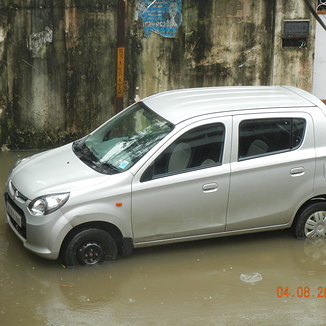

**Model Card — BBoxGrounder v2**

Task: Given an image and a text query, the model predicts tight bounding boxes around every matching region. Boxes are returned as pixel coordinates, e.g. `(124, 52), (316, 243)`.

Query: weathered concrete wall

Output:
(0, 0), (316, 150)
(0, 0), (117, 149)
(126, 0), (277, 103)
(272, 0), (315, 88)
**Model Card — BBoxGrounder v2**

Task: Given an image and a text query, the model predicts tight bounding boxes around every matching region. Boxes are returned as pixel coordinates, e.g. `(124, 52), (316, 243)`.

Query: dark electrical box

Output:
(282, 20), (310, 48)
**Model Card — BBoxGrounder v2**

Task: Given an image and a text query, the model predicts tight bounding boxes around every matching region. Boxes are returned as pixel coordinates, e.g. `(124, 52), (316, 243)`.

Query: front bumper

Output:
(4, 181), (72, 260)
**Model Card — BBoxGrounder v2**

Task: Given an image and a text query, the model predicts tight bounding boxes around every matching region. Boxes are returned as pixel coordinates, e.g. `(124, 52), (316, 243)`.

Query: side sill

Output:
(133, 224), (290, 248)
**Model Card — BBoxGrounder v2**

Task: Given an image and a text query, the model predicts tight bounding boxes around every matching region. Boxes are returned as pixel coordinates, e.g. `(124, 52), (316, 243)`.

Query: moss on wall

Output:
(0, 0), (316, 150)
(125, 0), (281, 101)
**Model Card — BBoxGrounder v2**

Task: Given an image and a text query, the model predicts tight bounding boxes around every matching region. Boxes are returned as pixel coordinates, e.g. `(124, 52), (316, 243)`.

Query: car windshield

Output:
(73, 102), (174, 174)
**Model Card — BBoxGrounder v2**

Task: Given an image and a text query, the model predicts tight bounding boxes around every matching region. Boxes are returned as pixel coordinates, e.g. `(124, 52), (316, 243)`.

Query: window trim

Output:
(140, 122), (226, 182)
(238, 117), (306, 161)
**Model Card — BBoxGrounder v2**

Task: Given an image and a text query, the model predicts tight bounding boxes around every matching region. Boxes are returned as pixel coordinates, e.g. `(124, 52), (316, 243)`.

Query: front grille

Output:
(5, 193), (27, 239)
(11, 182), (28, 201)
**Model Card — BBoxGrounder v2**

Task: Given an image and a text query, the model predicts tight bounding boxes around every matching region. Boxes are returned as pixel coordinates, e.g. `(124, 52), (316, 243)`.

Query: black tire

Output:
(293, 202), (326, 239)
(62, 228), (118, 267)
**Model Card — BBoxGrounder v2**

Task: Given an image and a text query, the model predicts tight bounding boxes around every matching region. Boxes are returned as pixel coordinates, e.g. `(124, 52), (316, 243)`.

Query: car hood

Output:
(9, 144), (107, 199)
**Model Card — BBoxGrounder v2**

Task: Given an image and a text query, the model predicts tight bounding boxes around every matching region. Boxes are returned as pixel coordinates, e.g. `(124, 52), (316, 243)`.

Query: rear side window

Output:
(238, 118), (306, 160)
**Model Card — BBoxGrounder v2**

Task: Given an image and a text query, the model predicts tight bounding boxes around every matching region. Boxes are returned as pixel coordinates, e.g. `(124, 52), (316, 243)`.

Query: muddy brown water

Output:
(1, 151), (326, 326)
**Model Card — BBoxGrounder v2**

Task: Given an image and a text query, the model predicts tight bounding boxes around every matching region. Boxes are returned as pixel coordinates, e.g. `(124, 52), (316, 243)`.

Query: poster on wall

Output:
(135, 0), (182, 38)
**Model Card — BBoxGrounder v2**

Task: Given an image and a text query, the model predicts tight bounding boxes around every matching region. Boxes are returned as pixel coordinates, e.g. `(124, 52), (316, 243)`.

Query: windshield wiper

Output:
(100, 162), (120, 174)
(73, 142), (100, 167)
(72, 136), (88, 152)
(73, 141), (120, 175)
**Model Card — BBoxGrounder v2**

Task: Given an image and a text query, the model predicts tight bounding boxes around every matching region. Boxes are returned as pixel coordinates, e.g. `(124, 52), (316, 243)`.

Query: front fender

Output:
(62, 201), (133, 238)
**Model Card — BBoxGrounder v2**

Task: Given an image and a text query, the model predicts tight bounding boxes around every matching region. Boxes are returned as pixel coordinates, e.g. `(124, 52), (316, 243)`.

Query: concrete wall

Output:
(313, 14), (326, 101)
(0, 0), (118, 149)
(272, 0), (315, 88)
(0, 0), (316, 150)
(126, 0), (276, 103)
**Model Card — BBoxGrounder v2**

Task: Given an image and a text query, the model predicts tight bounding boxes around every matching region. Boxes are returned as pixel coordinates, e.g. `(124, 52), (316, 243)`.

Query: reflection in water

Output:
(1, 151), (326, 325)
(304, 238), (326, 266)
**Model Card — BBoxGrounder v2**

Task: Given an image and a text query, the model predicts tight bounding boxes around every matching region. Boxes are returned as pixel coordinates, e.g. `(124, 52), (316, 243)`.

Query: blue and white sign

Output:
(135, 0), (182, 38)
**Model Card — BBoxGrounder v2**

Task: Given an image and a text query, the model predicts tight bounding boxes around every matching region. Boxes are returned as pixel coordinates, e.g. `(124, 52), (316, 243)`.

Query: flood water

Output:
(1, 151), (326, 326)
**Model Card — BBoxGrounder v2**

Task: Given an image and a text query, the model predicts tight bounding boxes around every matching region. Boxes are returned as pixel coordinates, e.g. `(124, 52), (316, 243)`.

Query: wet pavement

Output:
(1, 151), (326, 326)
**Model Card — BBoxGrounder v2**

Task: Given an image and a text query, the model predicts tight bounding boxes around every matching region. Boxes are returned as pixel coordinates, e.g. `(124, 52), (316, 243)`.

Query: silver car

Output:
(4, 86), (326, 266)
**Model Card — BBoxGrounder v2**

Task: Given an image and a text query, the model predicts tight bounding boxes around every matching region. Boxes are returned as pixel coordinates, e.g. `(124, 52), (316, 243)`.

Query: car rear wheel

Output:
(62, 228), (118, 267)
(293, 203), (326, 239)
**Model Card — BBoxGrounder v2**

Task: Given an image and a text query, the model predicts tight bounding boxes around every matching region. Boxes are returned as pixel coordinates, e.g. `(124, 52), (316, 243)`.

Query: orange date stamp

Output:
(276, 286), (326, 298)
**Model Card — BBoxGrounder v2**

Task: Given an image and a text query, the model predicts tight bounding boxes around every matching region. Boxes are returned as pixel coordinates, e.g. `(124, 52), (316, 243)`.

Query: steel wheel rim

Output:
(77, 242), (105, 265)
(304, 211), (326, 238)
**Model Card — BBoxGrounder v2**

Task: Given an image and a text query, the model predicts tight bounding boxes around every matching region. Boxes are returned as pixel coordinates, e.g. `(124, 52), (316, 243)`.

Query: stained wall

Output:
(0, 0), (316, 149)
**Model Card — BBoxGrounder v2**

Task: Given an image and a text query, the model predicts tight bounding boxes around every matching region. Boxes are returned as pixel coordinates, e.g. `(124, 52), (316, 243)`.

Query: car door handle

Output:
(290, 167), (305, 176)
(202, 183), (218, 193)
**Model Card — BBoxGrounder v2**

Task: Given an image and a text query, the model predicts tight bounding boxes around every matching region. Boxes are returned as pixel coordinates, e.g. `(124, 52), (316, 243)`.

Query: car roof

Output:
(142, 86), (320, 124)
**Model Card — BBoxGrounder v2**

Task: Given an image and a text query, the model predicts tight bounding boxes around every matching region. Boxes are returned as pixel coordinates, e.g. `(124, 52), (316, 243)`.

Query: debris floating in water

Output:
(240, 272), (263, 284)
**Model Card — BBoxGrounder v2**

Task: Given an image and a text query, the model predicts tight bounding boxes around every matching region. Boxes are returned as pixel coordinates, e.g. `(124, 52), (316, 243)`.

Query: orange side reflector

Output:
(116, 202), (123, 207)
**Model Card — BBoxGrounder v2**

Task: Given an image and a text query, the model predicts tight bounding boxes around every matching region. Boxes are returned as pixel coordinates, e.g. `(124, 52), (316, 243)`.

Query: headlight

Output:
(28, 193), (70, 216)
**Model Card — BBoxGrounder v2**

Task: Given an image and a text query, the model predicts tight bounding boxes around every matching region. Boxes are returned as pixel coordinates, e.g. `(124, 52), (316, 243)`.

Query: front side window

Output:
(141, 123), (225, 181)
(238, 118), (306, 160)
(73, 102), (174, 174)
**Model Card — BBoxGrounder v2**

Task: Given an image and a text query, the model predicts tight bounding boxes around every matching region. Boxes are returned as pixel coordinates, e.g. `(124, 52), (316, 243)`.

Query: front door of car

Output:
(131, 118), (231, 244)
(226, 113), (315, 231)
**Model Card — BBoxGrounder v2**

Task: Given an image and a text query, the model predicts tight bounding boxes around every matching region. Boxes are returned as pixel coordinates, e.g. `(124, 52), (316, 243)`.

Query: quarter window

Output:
(141, 123), (225, 181)
(238, 118), (306, 160)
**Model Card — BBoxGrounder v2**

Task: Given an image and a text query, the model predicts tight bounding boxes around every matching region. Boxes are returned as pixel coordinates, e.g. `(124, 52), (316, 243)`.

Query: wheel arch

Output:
(292, 195), (326, 229)
(59, 221), (133, 261)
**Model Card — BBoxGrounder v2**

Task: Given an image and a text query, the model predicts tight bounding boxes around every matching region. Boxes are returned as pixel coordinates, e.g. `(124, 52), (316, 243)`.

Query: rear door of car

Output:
(226, 111), (315, 231)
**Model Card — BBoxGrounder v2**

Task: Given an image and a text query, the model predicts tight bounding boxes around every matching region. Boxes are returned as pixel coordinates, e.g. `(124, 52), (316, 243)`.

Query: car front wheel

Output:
(62, 228), (118, 267)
